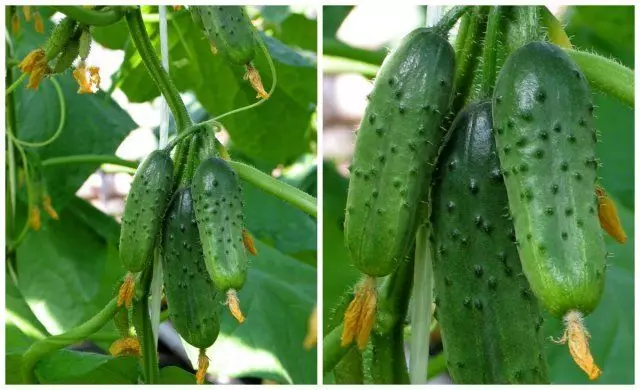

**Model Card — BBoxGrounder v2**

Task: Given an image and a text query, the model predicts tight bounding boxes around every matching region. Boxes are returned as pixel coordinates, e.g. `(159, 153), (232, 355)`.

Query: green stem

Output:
(565, 48), (634, 107)
(21, 298), (119, 383)
(133, 263), (160, 384)
(323, 55), (379, 78)
(40, 154), (138, 169)
(323, 323), (348, 374)
(480, 7), (502, 98)
(6, 51), (18, 227)
(427, 353), (447, 379)
(409, 226), (432, 384)
(323, 38), (387, 66)
(540, 6), (572, 48)
(433, 6), (471, 35)
(52, 6), (124, 26)
(5, 72), (27, 96)
(207, 31), (277, 123)
(11, 78), (66, 147)
(125, 8), (191, 132)
(229, 161), (317, 218)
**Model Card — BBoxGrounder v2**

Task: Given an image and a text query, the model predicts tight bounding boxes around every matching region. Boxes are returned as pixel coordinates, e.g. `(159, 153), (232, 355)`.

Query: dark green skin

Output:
(192, 6), (256, 65)
(492, 42), (605, 317)
(344, 28), (455, 277)
(162, 187), (220, 349)
(362, 328), (409, 384)
(119, 150), (174, 273)
(431, 102), (549, 384)
(45, 17), (77, 58)
(53, 37), (79, 73)
(192, 158), (248, 291)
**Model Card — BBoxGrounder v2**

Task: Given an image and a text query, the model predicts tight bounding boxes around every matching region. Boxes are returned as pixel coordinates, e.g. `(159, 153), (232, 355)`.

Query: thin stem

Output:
(134, 264), (160, 384)
(323, 55), (379, 78)
(125, 8), (192, 132)
(21, 298), (119, 383)
(410, 225), (433, 384)
(323, 38), (387, 66)
(433, 6), (471, 35)
(5, 137), (33, 250)
(5, 72), (27, 96)
(540, 6), (572, 49)
(229, 161), (317, 218)
(565, 48), (634, 107)
(480, 7), (502, 98)
(208, 31), (277, 123)
(322, 323), (348, 374)
(51, 6), (124, 26)
(11, 78), (66, 148)
(6, 52), (18, 226)
(40, 154), (138, 169)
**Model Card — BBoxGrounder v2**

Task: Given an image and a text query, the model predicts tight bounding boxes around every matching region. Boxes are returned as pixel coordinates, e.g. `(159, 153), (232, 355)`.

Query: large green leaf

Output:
(15, 197), (123, 335)
(115, 8), (315, 165)
(159, 366), (197, 384)
(542, 196), (633, 384)
(180, 240), (316, 384)
(34, 350), (139, 384)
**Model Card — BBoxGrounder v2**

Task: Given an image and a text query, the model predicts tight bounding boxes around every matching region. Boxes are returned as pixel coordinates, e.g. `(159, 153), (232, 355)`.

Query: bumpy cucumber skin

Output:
(162, 187), (220, 349)
(53, 37), (79, 73)
(192, 158), (248, 291)
(45, 17), (77, 58)
(193, 6), (256, 65)
(431, 102), (549, 384)
(492, 42), (605, 317)
(119, 150), (174, 273)
(344, 28), (455, 277)
(363, 329), (409, 384)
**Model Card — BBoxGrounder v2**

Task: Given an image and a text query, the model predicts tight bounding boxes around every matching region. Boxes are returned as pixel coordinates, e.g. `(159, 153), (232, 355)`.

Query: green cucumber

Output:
(344, 28), (455, 277)
(162, 187), (220, 349)
(44, 17), (77, 59)
(431, 102), (549, 384)
(191, 6), (257, 65)
(52, 35), (80, 73)
(492, 42), (605, 317)
(119, 150), (174, 273)
(192, 157), (248, 292)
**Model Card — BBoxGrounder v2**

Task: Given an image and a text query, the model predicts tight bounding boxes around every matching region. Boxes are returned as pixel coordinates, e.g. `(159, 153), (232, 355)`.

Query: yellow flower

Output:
(29, 206), (41, 231)
(23, 6), (32, 22)
(42, 195), (59, 220)
(109, 336), (141, 357)
(34, 11), (44, 34)
(244, 64), (269, 99)
(73, 63), (101, 94)
(242, 229), (257, 255)
(196, 349), (209, 384)
(11, 12), (20, 34)
(19, 49), (50, 90)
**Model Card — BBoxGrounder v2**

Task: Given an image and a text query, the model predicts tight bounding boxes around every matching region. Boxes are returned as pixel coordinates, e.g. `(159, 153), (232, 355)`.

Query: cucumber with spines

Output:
(344, 28), (455, 277)
(431, 101), (549, 384)
(492, 41), (605, 318)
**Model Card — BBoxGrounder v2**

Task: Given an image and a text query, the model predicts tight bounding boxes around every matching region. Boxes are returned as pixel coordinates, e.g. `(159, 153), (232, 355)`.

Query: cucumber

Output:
(344, 28), (455, 277)
(44, 17), (77, 58)
(492, 42), (605, 318)
(162, 187), (220, 349)
(192, 158), (248, 292)
(191, 6), (256, 65)
(53, 35), (80, 73)
(119, 150), (174, 273)
(431, 101), (549, 384)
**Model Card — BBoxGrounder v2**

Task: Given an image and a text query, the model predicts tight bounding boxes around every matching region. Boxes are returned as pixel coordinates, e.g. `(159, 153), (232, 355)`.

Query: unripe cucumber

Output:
(191, 6), (256, 65)
(53, 36), (80, 73)
(431, 102), (549, 384)
(119, 150), (174, 273)
(344, 28), (455, 277)
(44, 17), (77, 59)
(162, 187), (220, 349)
(192, 158), (248, 291)
(492, 42), (606, 317)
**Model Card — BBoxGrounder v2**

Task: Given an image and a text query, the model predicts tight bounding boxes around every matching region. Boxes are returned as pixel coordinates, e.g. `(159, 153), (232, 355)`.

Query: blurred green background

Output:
(322, 5), (634, 384)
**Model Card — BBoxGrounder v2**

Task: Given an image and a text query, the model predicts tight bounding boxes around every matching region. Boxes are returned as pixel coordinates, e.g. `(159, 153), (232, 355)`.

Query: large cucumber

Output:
(431, 102), (549, 384)
(191, 6), (256, 66)
(162, 187), (220, 349)
(192, 158), (248, 292)
(492, 42), (605, 318)
(344, 28), (455, 277)
(119, 150), (174, 273)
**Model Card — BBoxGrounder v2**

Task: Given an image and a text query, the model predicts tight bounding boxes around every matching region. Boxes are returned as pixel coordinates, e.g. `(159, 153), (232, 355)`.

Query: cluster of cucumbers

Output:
(116, 6), (263, 384)
(342, 7), (619, 384)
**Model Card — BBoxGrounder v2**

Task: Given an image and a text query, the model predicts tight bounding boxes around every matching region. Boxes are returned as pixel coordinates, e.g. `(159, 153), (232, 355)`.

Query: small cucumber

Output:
(162, 187), (220, 349)
(119, 150), (174, 273)
(431, 102), (549, 384)
(344, 28), (455, 277)
(492, 42), (605, 317)
(44, 17), (77, 58)
(191, 6), (256, 65)
(53, 35), (80, 73)
(192, 158), (248, 292)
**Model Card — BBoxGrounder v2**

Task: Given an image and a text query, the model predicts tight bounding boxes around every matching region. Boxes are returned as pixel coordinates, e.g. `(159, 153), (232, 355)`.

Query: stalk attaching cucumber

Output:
(431, 101), (549, 384)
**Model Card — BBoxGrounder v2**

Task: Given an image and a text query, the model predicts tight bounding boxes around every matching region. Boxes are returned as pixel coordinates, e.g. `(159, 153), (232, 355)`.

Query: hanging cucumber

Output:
(342, 27), (455, 350)
(162, 186), (220, 384)
(431, 101), (549, 384)
(118, 150), (174, 308)
(493, 41), (605, 380)
(192, 157), (252, 323)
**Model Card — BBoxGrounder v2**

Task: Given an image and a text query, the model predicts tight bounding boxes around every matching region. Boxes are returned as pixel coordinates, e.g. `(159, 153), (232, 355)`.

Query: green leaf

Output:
(323, 6), (354, 38)
(181, 240), (316, 384)
(15, 197), (123, 335)
(34, 350), (139, 384)
(116, 9), (316, 165)
(90, 18), (130, 50)
(542, 196), (634, 384)
(321, 162), (359, 334)
(159, 366), (197, 384)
